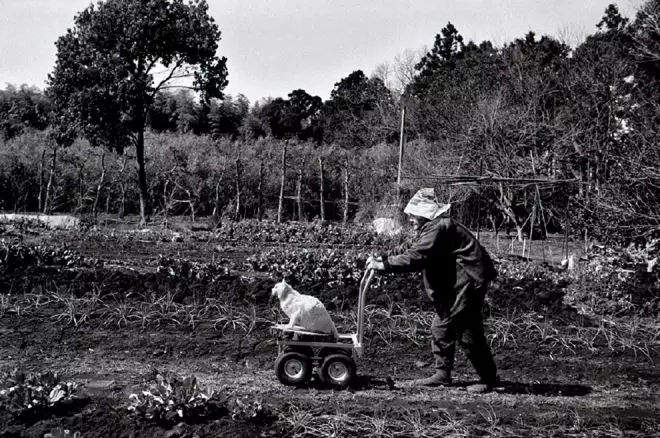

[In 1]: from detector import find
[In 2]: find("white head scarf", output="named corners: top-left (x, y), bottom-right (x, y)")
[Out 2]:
top-left (403, 188), bottom-right (451, 220)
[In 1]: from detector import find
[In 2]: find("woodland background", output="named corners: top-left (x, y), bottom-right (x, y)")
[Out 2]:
top-left (1, 2), bottom-right (658, 243)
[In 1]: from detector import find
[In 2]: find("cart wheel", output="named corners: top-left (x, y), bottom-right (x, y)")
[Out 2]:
top-left (319, 354), bottom-right (356, 388)
top-left (275, 352), bottom-right (312, 386)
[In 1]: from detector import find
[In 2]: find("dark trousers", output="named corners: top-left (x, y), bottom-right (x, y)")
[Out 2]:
top-left (430, 281), bottom-right (497, 383)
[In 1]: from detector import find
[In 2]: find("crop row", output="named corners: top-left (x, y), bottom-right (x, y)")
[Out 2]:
top-left (2, 232), bottom-right (658, 317)
top-left (0, 368), bottom-right (270, 434)
top-left (0, 240), bottom-right (99, 272)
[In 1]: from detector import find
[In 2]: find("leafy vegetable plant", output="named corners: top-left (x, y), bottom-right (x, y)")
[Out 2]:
top-left (0, 369), bottom-right (79, 419)
top-left (128, 371), bottom-right (227, 425)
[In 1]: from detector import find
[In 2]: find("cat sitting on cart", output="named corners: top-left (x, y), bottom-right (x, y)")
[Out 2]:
top-left (270, 273), bottom-right (374, 388)
top-left (271, 279), bottom-right (339, 338)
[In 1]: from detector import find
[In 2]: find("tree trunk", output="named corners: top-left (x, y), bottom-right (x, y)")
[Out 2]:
top-left (92, 153), bottom-right (105, 221)
top-left (343, 158), bottom-right (350, 225)
top-left (77, 166), bottom-right (84, 213)
top-left (38, 148), bottom-right (46, 213)
top-left (318, 157), bottom-right (325, 222)
top-left (257, 162), bottom-right (264, 220)
top-left (497, 182), bottom-right (524, 241)
top-left (162, 180), bottom-right (169, 225)
top-left (189, 197), bottom-right (196, 223)
top-left (212, 179), bottom-right (223, 227)
top-left (117, 154), bottom-right (127, 219)
top-left (528, 204), bottom-right (537, 256)
top-left (105, 187), bottom-right (110, 227)
top-left (43, 146), bottom-right (58, 214)
top-left (277, 141), bottom-right (288, 224)
top-left (119, 183), bottom-right (126, 219)
top-left (136, 126), bottom-right (149, 226)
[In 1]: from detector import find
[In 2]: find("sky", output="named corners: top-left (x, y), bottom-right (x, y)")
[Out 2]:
top-left (0, 0), bottom-right (642, 104)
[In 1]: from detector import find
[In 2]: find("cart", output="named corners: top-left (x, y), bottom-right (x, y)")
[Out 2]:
top-left (270, 269), bottom-right (375, 388)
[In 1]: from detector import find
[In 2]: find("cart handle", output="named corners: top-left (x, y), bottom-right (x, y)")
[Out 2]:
top-left (357, 268), bottom-right (375, 346)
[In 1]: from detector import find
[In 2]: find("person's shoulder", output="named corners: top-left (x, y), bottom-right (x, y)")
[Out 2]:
top-left (434, 216), bottom-right (452, 226)
top-left (424, 216), bottom-right (451, 231)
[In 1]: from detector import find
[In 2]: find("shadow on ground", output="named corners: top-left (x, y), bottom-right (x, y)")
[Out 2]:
top-left (494, 380), bottom-right (592, 396)
top-left (446, 379), bottom-right (592, 397)
top-left (349, 375), bottom-right (591, 397)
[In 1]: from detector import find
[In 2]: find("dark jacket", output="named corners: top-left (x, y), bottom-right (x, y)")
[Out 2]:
top-left (382, 217), bottom-right (497, 304)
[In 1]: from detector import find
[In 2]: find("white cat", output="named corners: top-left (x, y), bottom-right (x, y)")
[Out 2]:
top-left (271, 280), bottom-right (340, 338)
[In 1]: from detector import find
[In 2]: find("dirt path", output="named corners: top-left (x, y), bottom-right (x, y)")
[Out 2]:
top-left (1, 227), bottom-right (658, 437)
top-left (2, 313), bottom-right (658, 437)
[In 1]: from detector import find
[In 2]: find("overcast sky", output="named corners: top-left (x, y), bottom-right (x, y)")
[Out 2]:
top-left (0, 0), bottom-right (641, 104)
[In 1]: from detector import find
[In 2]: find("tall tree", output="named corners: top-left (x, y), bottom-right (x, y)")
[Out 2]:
top-left (209, 94), bottom-right (249, 139)
top-left (412, 22), bottom-right (466, 95)
top-left (147, 91), bottom-right (179, 133)
top-left (407, 23), bottom-right (502, 142)
top-left (632, 0), bottom-right (660, 76)
top-left (320, 70), bottom-right (395, 147)
top-left (48, 0), bottom-right (228, 224)
top-left (241, 90), bottom-right (322, 141)
top-left (0, 85), bottom-right (51, 141)
top-left (372, 48), bottom-right (424, 97)
top-left (559, 2), bottom-right (660, 237)
top-left (285, 89), bottom-right (323, 141)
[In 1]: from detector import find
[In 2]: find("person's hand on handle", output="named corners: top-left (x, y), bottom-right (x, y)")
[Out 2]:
top-left (366, 255), bottom-right (385, 271)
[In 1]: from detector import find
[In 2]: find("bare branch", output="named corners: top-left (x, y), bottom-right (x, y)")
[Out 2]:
top-left (151, 60), bottom-right (185, 94)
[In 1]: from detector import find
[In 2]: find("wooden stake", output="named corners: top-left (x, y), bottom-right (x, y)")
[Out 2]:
top-left (235, 158), bottom-right (241, 220)
top-left (476, 157), bottom-right (483, 240)
top-left (257, 162), bottom-right (264, 220)
top-left (397, 106), bottom-right (406, 206)
top-left (528, 204), bottom-right (536, 257)
top-left (296, 158), bottom-right (305, 222)
top-left (277, 141), bottom-right (288, 224)
top-left (92, 152), bottom-right (106, 220)
top-left (212, 180), bottom-right (222, 225)
top-left (319, 157), bottom-right (326, 222)
top-left (162, 180), bottom-right (169, 224)
top-left (343, 157), bottom-right (350, 225)
top-left (43, 145), bottom-right (58, 214)
top-left (38, 148), bottom-right (46, 213)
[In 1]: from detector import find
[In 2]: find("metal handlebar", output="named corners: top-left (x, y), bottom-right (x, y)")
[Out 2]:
top-left (357, 268), bottom-right (375, 346)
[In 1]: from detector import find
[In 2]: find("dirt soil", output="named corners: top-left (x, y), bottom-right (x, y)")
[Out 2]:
top-left (1, 228), bottom-right (659, 437)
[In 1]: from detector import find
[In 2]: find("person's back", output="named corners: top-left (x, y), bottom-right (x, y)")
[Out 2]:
top-left (437, 217), bottom-right (497, 286)
top-left (367, 188), bottom-right (498, 392)
top-left (385, 216), bottom-right (497, 301)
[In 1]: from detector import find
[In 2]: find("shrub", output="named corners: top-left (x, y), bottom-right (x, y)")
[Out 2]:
top-left (564, 239), bottom-right (660, 316)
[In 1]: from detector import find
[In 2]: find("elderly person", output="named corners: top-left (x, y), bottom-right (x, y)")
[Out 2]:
top-left (367, 188), bottom-right (498, 393)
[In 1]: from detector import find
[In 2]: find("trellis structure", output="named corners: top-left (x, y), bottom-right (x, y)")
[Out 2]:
top-left (397, 171), bottom-right (585, 262)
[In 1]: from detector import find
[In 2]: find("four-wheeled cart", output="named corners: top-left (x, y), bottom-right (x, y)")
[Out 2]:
top-left (270, 269), bottom-right (375, 388)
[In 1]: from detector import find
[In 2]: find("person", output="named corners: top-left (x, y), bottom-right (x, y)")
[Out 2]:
top-left (366, 188), bottom-right (498, 393)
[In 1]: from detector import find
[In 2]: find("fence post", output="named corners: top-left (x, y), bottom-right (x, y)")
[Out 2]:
top-left (234, 158), bottom-right (241, 220)
top-left (343, 157), bottom-right (350, 225)
top-left (257, 162), bottom-right (264, 220)
top-left (396, 106), bottom-right (405, 207)
top-left (277, 141), bottom-right (288, 224)
top-left (296, 158), bottom-right (305, 221)
top-left (319, 157), bottom-right (326, 222)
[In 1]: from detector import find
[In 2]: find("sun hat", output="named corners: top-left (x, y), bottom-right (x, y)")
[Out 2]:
top-left (403, 188), bottom-right (451, 220)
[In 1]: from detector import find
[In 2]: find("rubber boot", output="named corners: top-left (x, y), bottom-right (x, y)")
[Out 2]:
top-left (412, 370), bottom-right (451, 387)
